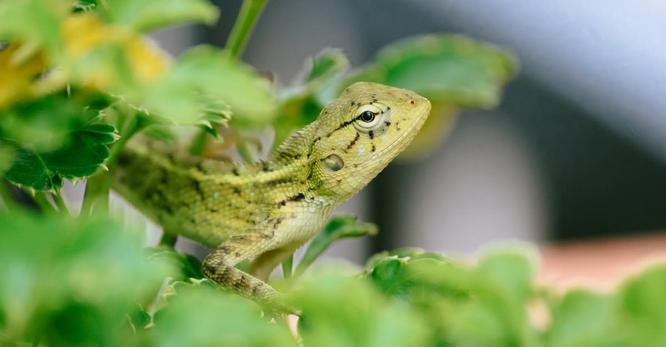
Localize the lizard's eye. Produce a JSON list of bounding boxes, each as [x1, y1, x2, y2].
[[359, 111, 375, 122], [354, 104, 383, 130]]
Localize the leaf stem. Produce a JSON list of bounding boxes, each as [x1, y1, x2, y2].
[[159, 232, 178, 248], [190, 0, 269, 155], [0, 181, 18, 212], [33, 191, 55, 212], [281, 254, 293, 279], [226, 0, 269, 58], [52, 190, 69, 214]]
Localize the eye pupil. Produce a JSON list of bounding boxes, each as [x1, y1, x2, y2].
[[359, 111, 375, 122]]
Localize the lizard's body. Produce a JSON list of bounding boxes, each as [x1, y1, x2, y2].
[[113, 82, 430, 304]]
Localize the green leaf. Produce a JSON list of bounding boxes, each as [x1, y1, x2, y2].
[[476, 249, 536, 303], [344, 34, 518, 108], [287, 269, 429, 347], [273, 49, 350, 144], [618, 265, 666, 346], [101, 0, 219, 32], [145, 247, 204, 281], [141, 46, 277, 127], [295, 215, 377, 275], [547, 290, 618, 347], [150, 285, 295, 347], [0, 212, 171, 346], [0, 0, 68, 55], [4, 120, 118, 190]]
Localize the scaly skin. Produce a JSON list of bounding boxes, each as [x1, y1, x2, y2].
[[113, 82, 431, 305]]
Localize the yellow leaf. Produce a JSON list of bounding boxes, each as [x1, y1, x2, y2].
[[0, 44, 47, 108]]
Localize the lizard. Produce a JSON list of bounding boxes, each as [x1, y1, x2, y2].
[[112, 81, 431, 306]]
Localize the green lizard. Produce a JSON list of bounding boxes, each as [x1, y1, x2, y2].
[[113, 81, 430, 305]]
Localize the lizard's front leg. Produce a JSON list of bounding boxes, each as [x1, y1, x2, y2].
[[202, 225, 284, 304]]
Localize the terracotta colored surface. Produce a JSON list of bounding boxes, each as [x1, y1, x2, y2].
[[539, 232, 666, 291]]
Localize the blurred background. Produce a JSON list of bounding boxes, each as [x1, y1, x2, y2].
[[143, 0, 666, 280]]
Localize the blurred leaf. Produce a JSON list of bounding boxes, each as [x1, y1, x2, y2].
[[60, 13, 172, 91], [617, 265, 666, 346], [476, 249, 536, 303], [145, 247, 203, 281], [141, 46, 276, 127], [0, 212, 171, 346], [100, 0, 219, 32], [547, 290, 618, 347], [295, 215, 377, 276], [150, 285, 295, 347], [0, 44, 48, 108], [273, 49, 350, 144], [0, 0, 68, 54], [344, 34, 517, 108], [288, 269, 429, 347]]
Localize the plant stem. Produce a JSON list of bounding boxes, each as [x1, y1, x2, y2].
[[190, 0, 269, 155], [226, 0, 269, 58], [188, 126, 209, 156], [159, 232, 178, 248], [0, 181, 18, 212], [52, 191, 69, 214], [33, 191, 55, 212], [281, 254, 293, 279]]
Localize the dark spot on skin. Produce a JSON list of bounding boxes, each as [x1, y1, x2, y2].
[[385, 121, 391, 126], [371, 143, 376, 152], [288, 193, 306, 202], [273, 218, 283, 230], [267, 177, 293, 187], [351, 101, 355, 106], [410, 100, 415, 105], [234, 251, 241, 257], [261, 161, 270, 172], [234, 235, 251, 242], [278, 193, 306, 207], [192, 180, 205, 200], [368, 130, 374, 139], [232, 168, 240, 176], [346, 132, 360, 151], [232, 186, 241, 195], [336, 179, 342, 184]]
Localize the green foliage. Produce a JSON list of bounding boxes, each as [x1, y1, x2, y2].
[[3, 1, 663, 347], [295, 215, 378, 276], [345, 34, 517, 108], [150, 285, 295, 347], [1, 211, 666, 346], [0, 212, 170, 346]]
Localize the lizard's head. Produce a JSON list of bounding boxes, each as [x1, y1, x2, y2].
[[309, 81, 431, 201]]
